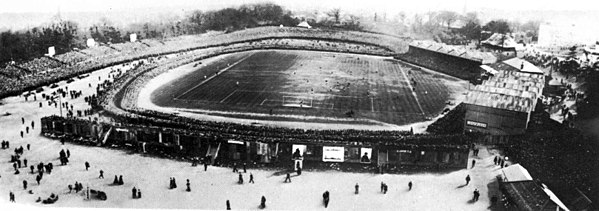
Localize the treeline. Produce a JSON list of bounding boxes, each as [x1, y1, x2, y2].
[[0, 3, 310, 66], [410, 11, 540, 45], [0, 21, 80, 64]]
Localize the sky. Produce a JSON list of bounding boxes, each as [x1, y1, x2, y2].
[[1, 0, 598, 14]]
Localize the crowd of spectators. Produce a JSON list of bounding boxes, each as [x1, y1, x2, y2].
[[0, 26, 408, 99], [395, 48, 483, 80], [426, 103, 466, 135]]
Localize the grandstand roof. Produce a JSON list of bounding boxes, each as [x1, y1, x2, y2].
[[469, 58, 546, 113], [409, 40, 497, 64], [503, 57, 544, 74], [503, 181, 570, 211], [501, 164, 533, 182]]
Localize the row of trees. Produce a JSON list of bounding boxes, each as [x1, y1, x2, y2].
[[0, 3, 308, 66], [410, 10, 540, 45], [0, 20, 80, 64]]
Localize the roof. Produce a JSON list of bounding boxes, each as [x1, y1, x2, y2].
[[297, 21, 312, 28], [482, 33, 518, 49], [502, 164, 534, 182], [503, 57, 544, 74], [468, 59, 545, 113], [481, 65, 498, 75], [410, 40, 497, 64], [503, 181, 570, 211], [464, 90, 534, 113]]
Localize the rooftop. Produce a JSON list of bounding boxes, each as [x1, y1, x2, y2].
[[410, 40, 497, 64]]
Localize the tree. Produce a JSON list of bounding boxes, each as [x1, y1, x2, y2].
[[328, 8, 341, 24], [436, 11, 460, 29], [460, 20, 482, 41], [521, 20, 541, 41], [483, 19, 511, 34]]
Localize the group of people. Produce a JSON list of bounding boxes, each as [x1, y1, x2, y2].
[[131, 187, 142, 199]]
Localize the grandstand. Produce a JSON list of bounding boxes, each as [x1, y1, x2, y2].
[[396, 40, 497, 80], [463, 58, 545, 136]]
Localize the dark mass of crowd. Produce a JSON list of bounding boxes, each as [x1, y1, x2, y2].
[[0, 26, 408, 99]]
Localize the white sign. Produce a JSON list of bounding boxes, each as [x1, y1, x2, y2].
[[228, 140, 244, 145], [292, 144, 306, 160], [86, 38, 96, 47], [130, 33, 137, 42], [360, 148, 372, 163], [466, 120, 487, 128], [47, 46, 55, 57], [323, 146, 344, 162]]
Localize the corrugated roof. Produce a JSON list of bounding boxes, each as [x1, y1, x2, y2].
[[410, 40, 497, 64], [503, 57, 545, 74]]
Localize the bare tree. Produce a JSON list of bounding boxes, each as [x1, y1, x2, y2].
[[328, 8, 341, 24]]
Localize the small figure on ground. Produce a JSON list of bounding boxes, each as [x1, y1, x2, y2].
[[355, 183, 359, 194], [408, 181, 413, 191], [226, 200, 231, 210], [466, 175, 471, 185], [186, 179, 191, 192], [249, 173, 255, 184], [323, 191, 330, 208], [238, 173, 244, 184], [132, 187, 137, 199], [259, 196, 266, 209], [85, 162, 90, 171], [471, 159, 476, 169], [99, 170, 104, 179], [284, 173, 291, 183]]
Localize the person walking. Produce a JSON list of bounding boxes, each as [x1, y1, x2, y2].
[[186, 179, 191, 192], [466, 175, 471, 185], [249, 173, 254, 184], [355, 183, 359, 194], [408, 181, 413, 191], [243, 163, 247, 173], [23, 180, 28, 190], [9, 191, 15, 202], [232, 163, 238, 173], [99, 170, 104, 179], [137, 189, 142, 199], [118, 175, 124, 185], [238, 173, 244, 184], [113, 175, 119, 185], [85, 162, 90, 171], [132, 187, 137, 199], [226, 200, 231, 210], [284, 173, 291, 183], [323, 191, 330, 208], [471, 159, 476, 169], [473, 189, 480, 202], [260, 196, 266, 209], [204, 162, 208, 171]]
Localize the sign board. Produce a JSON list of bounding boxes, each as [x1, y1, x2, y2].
[[292, 144, 306, 160], [47, 46, 55, 57], [466, 120, 488, 128], [322, 146, 344, 162], [87, 38, 96, 47], [360, 148, 372, 163], [130, 33, 137, 42], [227, 140, 244, 145]]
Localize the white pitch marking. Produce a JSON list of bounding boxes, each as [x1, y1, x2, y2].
[[371, 97, 375, 112], [260, 98, 268, 106], [220, 90, 237, 103]]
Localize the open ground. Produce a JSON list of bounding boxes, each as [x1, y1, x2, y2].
[[150, 50, 466, 126]]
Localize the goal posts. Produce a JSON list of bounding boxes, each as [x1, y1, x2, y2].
[[282, 96, 313, 108]]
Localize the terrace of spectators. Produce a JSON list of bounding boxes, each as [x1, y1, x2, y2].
[[0, 26, 409, 98], [409, 40, 497, 64]]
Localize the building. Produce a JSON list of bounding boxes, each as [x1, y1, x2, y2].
[[499, 164, 570, 211], [464, 58, 545, 137], [397, 40, 497, 80], [481, 33, 518, 56], [40, 115, 471, 170]]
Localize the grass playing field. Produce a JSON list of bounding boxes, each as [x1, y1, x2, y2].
[[150, 50, 458, 126]]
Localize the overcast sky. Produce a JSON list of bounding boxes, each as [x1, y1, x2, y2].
[[2, 0, 598, 14]]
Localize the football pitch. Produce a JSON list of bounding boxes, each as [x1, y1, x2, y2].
[[151, 50, 456, 126]]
